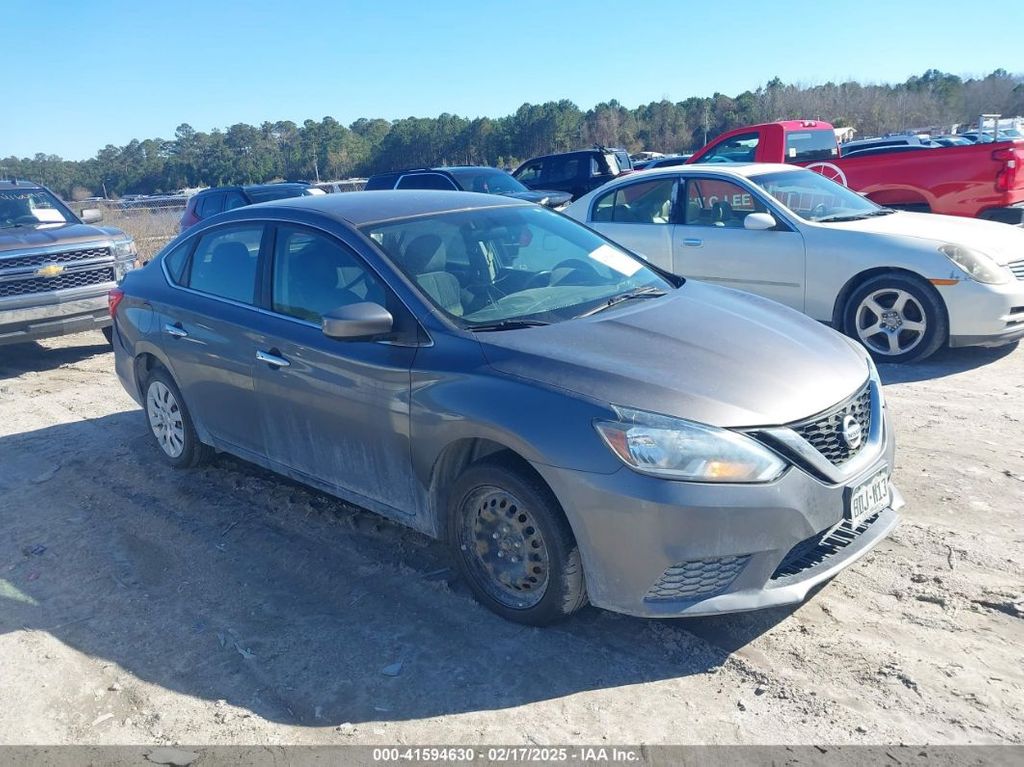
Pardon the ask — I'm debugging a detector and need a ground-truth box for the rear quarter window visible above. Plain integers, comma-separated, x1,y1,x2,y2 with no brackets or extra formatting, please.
162,239,193,284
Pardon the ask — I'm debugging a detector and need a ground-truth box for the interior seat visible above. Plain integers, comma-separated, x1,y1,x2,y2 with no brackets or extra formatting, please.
403,234,464,316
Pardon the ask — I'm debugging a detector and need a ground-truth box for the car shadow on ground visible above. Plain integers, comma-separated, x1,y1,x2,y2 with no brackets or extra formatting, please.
877,342,1019,385
0,411,800,728
0,339,112,378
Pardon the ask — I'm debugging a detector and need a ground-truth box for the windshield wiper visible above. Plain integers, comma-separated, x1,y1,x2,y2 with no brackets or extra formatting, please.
864,208,896,216
575,286,667,319
466,319,551,332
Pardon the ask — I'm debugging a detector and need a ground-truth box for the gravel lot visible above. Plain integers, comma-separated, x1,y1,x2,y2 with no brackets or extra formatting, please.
1,332,1022,745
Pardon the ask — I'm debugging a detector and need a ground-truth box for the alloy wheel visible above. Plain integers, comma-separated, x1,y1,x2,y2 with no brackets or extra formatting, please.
855,288,927,356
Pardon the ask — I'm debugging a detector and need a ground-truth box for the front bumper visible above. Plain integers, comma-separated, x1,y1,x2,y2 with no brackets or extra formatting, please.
0,286,111,346
533,414,898,618
939,278,1024,348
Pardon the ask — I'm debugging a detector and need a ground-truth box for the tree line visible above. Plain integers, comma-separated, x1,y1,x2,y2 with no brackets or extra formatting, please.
3,69,1021,200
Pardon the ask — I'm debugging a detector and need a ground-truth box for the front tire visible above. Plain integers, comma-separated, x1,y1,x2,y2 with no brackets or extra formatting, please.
447,458,587,625
843,274,947,363
142,367,212,469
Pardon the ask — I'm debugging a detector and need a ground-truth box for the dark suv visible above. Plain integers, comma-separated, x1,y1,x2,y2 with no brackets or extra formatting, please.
512,147,633,201
364,166,572,208
179,182,323,232
0,179,137,346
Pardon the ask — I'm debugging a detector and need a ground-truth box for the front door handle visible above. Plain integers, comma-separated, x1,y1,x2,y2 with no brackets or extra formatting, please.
256,349,290,368
163,323,188,339
683,238,703,247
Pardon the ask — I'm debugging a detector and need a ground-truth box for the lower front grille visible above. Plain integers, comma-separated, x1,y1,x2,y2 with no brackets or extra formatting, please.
645,555,750,601
0,267,115,298
1009,258,1024,280
771,513,879,582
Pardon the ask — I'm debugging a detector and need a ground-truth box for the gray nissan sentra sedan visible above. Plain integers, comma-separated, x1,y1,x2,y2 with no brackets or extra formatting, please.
111,191,902,625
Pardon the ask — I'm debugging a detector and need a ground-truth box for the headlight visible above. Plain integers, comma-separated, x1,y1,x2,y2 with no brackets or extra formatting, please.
112,239,138,259
939,244,1009,284
594,407,786,482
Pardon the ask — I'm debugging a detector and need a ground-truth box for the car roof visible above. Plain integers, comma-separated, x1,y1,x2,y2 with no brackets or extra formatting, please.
247,189,529,226
622,162,798,181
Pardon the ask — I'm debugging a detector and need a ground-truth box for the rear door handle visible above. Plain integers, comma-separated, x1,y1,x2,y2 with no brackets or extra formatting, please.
683,238,703,247
256,349,290,368
163,323,188,339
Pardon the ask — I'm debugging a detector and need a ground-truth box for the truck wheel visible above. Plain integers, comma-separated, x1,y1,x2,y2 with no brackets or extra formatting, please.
142,367,212,469
843,274,947,363
448,458,588,625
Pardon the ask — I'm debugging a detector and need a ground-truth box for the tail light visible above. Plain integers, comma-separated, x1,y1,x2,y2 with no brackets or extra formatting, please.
108,287,125,318
993,147,1019,192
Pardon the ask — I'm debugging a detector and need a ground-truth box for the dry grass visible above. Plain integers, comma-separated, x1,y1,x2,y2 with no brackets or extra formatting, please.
99,207,181,262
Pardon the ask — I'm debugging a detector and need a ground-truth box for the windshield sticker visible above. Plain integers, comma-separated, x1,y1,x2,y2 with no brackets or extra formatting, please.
590,244,642,276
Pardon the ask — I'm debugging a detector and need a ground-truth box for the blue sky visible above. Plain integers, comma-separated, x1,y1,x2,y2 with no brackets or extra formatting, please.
3,0,1016,160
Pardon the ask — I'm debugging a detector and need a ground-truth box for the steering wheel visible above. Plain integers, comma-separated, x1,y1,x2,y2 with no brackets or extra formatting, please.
810,203,828,219
526,258,600,289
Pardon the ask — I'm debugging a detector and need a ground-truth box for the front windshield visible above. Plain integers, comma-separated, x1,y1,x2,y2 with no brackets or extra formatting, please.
448,169,528,195
0,188,74,228
751,169,888,222
361,205,674,327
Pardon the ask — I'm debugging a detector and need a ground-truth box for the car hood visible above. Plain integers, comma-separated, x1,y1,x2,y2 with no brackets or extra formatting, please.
501,189,574,207
478,281,869,428
0,223,124,254
819,211,1024,265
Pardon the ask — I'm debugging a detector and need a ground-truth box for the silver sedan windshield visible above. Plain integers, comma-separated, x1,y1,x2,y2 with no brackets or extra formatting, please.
751,169,890,223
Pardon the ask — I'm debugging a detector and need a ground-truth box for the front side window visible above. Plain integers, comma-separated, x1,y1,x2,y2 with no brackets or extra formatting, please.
272,226,387,323
692,132,760,164
186,225,262,304
592,178,676,224
543,157,580,185
752,169,886,222
514,161,543,184
396,174,457,191
361,205,674,327
683,178,766,228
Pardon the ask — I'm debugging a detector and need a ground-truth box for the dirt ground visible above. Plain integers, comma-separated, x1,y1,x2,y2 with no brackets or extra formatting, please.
1,332,1021,746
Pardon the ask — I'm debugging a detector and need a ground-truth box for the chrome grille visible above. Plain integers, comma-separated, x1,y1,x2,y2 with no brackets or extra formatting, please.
791,385,871,466
771,512,880,582
0,246,111,272
0,267,115,298
645,555,750,601
1009,259,1024,280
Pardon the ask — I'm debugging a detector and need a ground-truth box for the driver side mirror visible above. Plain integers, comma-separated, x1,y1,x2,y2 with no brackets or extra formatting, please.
743,212,777,231
80,208,103,224
322,302,393,341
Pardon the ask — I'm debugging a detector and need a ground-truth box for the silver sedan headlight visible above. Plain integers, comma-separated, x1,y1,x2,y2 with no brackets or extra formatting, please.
595,407,786,482
939,244,1009,285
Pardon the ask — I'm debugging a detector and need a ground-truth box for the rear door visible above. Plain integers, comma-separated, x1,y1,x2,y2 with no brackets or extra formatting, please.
671,175,806,310
159,223,266,458
251,223,420,516
586,176,678,270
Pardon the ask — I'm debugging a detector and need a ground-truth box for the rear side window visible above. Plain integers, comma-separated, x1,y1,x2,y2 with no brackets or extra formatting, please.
692,132,760,164
543,156,580,184
592,178,676,224
786,130,839,162
185,226,263,304
196,193,224,217
162,239,193,284
396,173,457,190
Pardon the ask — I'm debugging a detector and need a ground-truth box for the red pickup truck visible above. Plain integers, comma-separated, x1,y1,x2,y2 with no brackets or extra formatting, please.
687,120,1024,225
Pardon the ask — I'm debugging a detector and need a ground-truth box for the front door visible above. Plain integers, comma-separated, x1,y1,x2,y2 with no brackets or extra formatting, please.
671,177,806,311
251,224,419,516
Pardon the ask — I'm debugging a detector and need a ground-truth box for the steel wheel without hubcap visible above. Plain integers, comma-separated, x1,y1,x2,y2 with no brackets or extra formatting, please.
146,380,186,458
854,288,927,357
459,485,550,609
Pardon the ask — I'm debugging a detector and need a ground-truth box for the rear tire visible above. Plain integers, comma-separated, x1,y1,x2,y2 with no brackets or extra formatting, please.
843,274,947,363
447,457,587,625
142,367,212,469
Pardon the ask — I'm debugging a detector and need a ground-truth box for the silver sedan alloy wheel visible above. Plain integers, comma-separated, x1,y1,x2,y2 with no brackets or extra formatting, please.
855,288,927,356
146,380,186,458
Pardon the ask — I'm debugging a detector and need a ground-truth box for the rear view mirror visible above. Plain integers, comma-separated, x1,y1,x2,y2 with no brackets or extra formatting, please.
322,302,393,341
744,212,776,231
80,208,103,223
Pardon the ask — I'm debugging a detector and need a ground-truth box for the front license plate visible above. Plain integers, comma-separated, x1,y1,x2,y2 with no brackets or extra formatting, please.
845,468,890,525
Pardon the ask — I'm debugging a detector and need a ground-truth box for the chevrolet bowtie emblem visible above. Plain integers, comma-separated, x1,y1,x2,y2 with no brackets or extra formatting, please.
36,264,64,278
